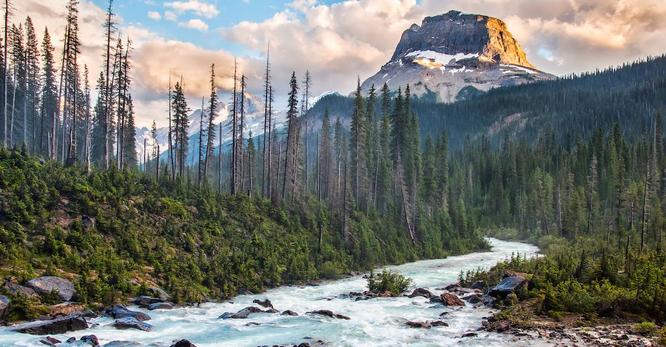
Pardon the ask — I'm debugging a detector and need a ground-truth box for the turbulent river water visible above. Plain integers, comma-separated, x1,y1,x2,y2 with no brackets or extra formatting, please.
1,238,548,347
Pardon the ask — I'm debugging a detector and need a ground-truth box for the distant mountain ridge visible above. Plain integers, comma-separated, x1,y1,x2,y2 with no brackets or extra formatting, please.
362,10,554,102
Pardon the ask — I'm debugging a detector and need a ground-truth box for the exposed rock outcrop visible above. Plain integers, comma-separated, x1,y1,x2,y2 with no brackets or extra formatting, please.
11,314,88,335
489,273,528,297
26,276,75,302
361,10,554,103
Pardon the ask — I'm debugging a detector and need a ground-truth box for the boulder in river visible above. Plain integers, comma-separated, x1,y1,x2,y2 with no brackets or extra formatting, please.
405,320,449,329
307,310,350,320
407,288,434,299
0,295,9,320
171,340,197,347
148,302,174,310
444,283,462,292
11,314,88,335
113,317,153,331
81,334,100,346
105,305,151,321
134,296,163,308
281,310,299,316
252,299,273,309
462,293,483,304
489,273,527,297
39,336,61,346
440,293,465,306
26,276,75,302
470,281,485,290
219,306,276,319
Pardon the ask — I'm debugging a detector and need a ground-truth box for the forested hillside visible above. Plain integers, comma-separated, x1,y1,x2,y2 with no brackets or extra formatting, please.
0,148,487,321
454,118,666,326
308,55,666,149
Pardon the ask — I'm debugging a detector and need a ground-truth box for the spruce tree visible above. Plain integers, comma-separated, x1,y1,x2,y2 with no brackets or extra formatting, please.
203,64,217,182
283,71,299,200
171,81,189,176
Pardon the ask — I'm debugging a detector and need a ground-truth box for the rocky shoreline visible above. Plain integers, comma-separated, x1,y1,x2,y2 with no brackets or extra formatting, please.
2,270,664,346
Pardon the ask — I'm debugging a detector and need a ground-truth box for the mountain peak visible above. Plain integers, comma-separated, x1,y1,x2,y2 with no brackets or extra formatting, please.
362,10,553,103
391,10,533,68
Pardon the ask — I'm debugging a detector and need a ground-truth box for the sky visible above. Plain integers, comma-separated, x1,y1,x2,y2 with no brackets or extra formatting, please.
14,0,666,128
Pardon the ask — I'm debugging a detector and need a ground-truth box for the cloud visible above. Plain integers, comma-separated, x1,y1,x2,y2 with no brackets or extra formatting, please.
418,0,666,75
13,0,666,126
223,0,421,97
165,0,219,19
164,11,178,21
179,18,208,31
147,11,161,21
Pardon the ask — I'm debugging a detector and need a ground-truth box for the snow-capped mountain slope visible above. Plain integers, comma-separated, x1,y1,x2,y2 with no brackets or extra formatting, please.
134,89,289,163
361,10,555,102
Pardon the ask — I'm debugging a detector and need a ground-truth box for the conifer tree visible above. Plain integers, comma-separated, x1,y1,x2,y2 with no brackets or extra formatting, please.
91,72,107,165
283,71,299,200
203,64,217,182
350,78,367,206
122,94,137,168
319,108,332,200
171,81,189,176
25,17,39,153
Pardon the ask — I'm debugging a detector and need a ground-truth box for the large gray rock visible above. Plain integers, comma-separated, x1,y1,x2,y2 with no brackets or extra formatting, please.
218,306,276,319
407,288,434,299
306,310,350,320
112,317,152,332
26,276,75,302
104,305,151,321
489,274,527,297
11,314,88,335
3,281,38,298
134,296,163,308
148,287,171,302
361,10,554,103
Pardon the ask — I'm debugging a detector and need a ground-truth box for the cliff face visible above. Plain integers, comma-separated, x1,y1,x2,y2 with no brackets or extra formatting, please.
362,11,554,103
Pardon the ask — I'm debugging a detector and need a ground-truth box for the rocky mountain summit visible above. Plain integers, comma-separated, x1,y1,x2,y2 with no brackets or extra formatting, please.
362,10,555,102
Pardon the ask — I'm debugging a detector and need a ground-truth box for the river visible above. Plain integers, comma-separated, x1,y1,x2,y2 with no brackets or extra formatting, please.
1,238,547,347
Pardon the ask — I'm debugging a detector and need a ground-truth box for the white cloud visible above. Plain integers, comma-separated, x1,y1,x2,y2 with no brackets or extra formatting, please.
165,0,219,19
164,11,178,21
147,11,161,21
178,18,208,31
224,0,420,97
13,0,666,127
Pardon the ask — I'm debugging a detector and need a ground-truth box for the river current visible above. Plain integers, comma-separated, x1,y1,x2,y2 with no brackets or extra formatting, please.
1,238,549,347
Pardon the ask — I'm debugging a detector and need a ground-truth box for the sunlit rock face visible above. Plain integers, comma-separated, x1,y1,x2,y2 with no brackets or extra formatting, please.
362,10,555,102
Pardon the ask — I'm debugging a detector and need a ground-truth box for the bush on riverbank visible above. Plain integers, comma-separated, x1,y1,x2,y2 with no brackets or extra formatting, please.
367,270,412,296
464,236,666,323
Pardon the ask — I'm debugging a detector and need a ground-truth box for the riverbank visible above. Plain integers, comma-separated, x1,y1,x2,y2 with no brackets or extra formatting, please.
471,231,666,346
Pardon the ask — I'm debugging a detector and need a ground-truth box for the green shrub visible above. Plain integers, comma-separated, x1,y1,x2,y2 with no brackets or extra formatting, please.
367,270,412,296
634,322,657,335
